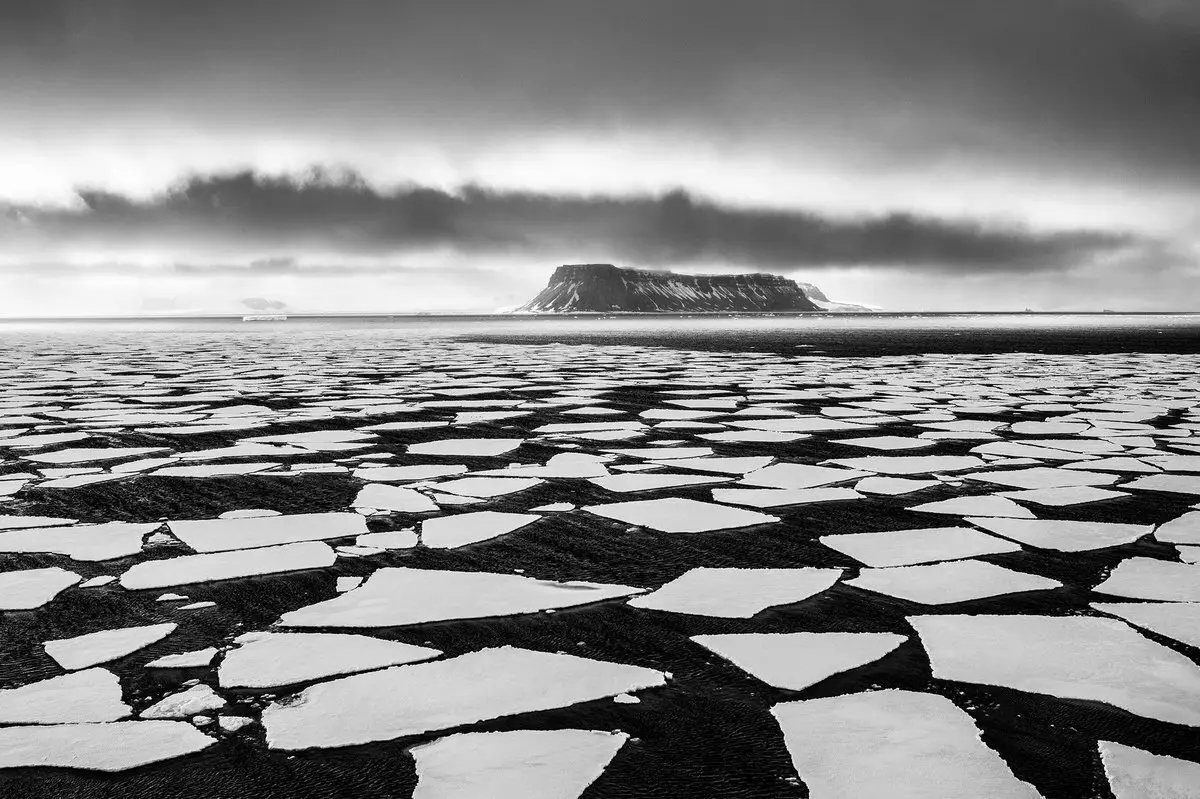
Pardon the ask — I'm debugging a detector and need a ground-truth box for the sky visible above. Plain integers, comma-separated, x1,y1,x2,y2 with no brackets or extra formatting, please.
2,0,1199,315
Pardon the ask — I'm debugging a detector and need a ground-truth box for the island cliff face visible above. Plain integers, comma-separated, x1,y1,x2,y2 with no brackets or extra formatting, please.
517,264,824,313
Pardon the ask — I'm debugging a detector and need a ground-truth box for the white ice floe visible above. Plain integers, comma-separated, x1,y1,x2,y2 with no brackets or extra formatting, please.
156,592,188,602
120,542,336,589
145,648,219,668
0,566,81,610
218,508,282,519
409,729,628,799
588,473,731,493
262,646,667,750
79,575,115,588
352,484,439,512
1099,740,1200,798
219,631,442,688
1091,603,1200,649
1180,545,1200,564
420,511,541,548
584,497,777,534
1124,474,1200,495
0,720,215,771
140,684,226,719
336,576,363,592
663,456,775,475
168,512,367,552
0,514,78,529
1093,557,1200,602
1011,420,1090,435
0,521,161,561
628,567,840,617
710,487,862,508
966,467,1120,490
1062,457,1160,473
771,690,1042,799
356,530,419,549
152,462,280,478
910,614,1200,726
820,526,1019,567
826,455,986,475
178,601,215,610
434,476,545,498
408,439,524,457
831,436,935,451
848,560,1061,604
604,446,714,460
280,568,642,627
353,465,468,482
966,517,1152,552
692,632,905,690
907,495,1035,518
998,486,1128,506
22,446,167,464
0,668,130,724
737,463,871,490
1154,511,1200,544
218,716,254,732
854,476,939,495
699,430,808,443
530,503,575,512
45,623,178,670
726,417,873,433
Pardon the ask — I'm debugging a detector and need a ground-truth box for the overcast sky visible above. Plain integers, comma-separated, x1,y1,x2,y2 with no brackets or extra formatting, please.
2,0,1198,314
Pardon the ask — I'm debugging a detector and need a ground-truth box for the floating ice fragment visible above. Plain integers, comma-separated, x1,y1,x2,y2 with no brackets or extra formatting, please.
1091,603,1200,649
410,729,628,799
584,498,777,533
998,486,1128,506
711,487,862,508
966,467,1120,489
434,476,545,498
23,447,168,464
1124,474,1200,495
0,521,161,561
826,455,985,475
217,508,282,519
280,568,642,628
848,560,1061,604
820,526,1019,567
152,462,280,478
336,576,363,592
966,517,1151,552
0,720,215,771
530,503,575,512
737,463,871,489
771,690,1042,799
45,623,178,670
854,476,939,495
1093,557,1200,602
168,512,367,552
692,632,905,690
262,646,667,750
628,567,839,617
120,542,336,589
0,514,78,529
0,566,80,609
140,684,226,719
79,575,115,588
408,439,524,457
907,495,1034,518
1154,511,1200,544
356,530,419,549
218,716,254,732
588,473,730,493
145,648,219,668
354,464,469,482
421,511,541,548
352,484,439,512
0,669,129,724
219,632,442,688
910,614,1200,726
831,436,935,451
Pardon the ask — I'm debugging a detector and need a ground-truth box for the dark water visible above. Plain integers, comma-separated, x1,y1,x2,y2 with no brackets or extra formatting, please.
0,315,1198,799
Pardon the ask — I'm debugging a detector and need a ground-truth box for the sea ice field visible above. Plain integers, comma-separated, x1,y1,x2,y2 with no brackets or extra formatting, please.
0,315,1198,798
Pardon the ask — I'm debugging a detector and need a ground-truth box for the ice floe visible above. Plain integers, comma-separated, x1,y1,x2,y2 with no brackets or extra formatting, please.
1091,602,1200,649
907,495,1035,518
826,455,986,475
853,476,939,495
280,568,642,627
967,467,1121,489
219,631,442,687
140,684,226,719
0,521,161,561
145,648,219,669
44,623,178,670
352,484,439,512
1099,740,1200,798
434,476,545,498
584,498,777,533
737,463,871,489
998,486,1128,506
0,720,215,771
849,560,1061,604
408,438,524,457
0,566,81,610
966,517,1152,552
420,511,541,548
262,646,667,749
1093,557,1200,602
820,526,1019,567
353,464,469,482
167,512,367,552
910,614,1200,726
588,472,731,493
1154,511,1200,544
628,567,840,617
711,487,862,508
0,668,129,724
120,542,336,589
409,729,628,799
692,632,905,690
771,690,1042,798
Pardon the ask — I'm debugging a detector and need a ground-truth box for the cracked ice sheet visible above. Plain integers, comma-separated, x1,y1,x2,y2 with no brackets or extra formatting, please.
692,633,905,690
1091,603,1200,649
771,690,1041,799
120,542,336,590
0,669,129,724
421,511,541,548
410,730,628,799
584,498,777,534
45,623,177,670
848,560,1061,605
219,632,441,688
0,566,80,610
910,614,1200,727
280,568,642,627
1093,557,1200,602
262,646,667,750
167,512,367,552
0,521,161,561
820,527,1019,567
966,517,1152,552
628,567,840,618
0,721,215,771
1099,741,1200,798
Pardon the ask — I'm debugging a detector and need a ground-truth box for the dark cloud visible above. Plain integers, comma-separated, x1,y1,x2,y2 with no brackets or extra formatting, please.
5,170,1134,273
2,0,1199,185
